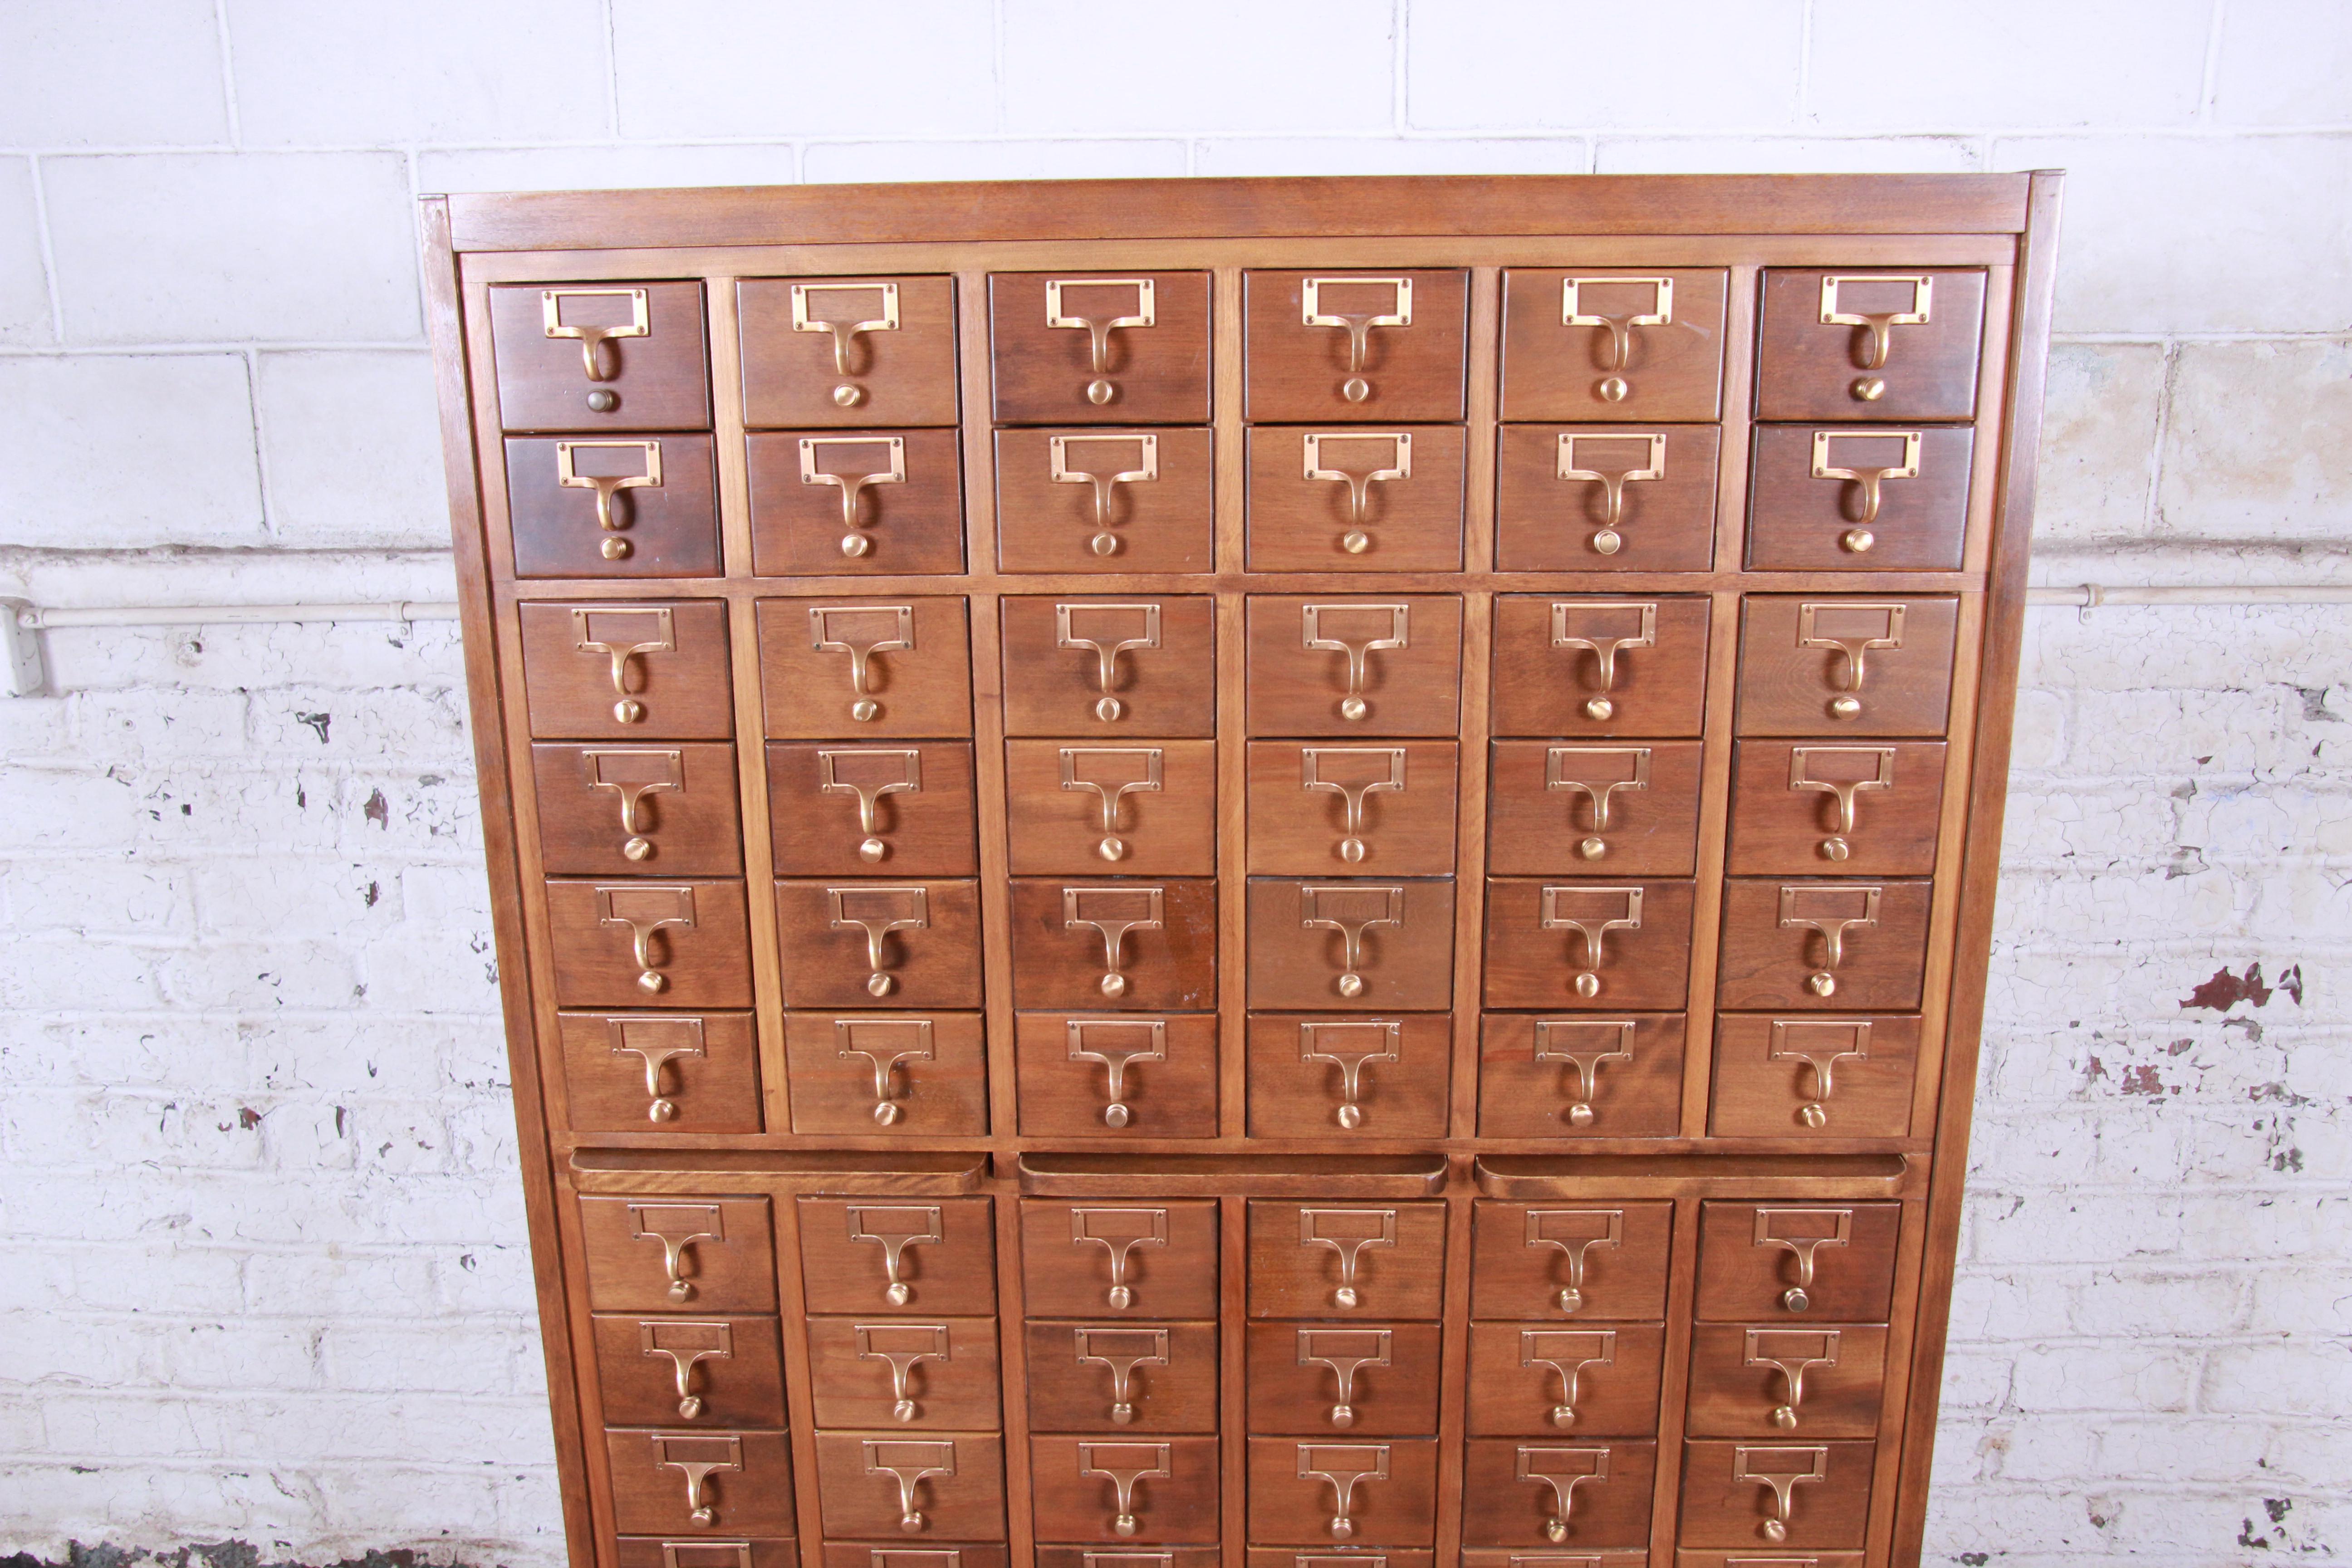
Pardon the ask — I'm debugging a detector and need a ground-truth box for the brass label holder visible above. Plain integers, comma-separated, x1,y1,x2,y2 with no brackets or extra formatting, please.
1533,1018,1637,1129
1069,1205,1170,1310
1301,746,1406,864
809,604,917,723
1516,1445,1610,1544
1562,274,1674,401
647,1431,741,1528
1298,1326,1392,1429
845,1204,946,1308
1298,1207,1397,1310
1050,432,1160,555
598,883,697,994
1520,1328,1616,1430
541,286,648,382
863,1437,957,1534
1820,273,1933,399
1796,602,1905,721
1047,279,1156,406
855,1321,951,1423
640,1319,733,1420
583,746,683,862
1745,1327,1842,1430
828,885,931,997
1733,1443,1831,1542
800,436,908,557
1549,601,1656,721
1063,885,1166,998
628,1200,725,1304
1769,1018,1874,1128
1066,1018,1167,1130
607,1015,706,1124
1776,883,1882,997
1524,1208,1623,1315
1301,602,1411,723
1539,884,1643,999
1555,431,1665,553
1057,602,1162,722
1299,883,1406,999
1077,1440,1172,1538
571,604,675,724
1059,746,1165,862
1788,746,1896,862
818,746,924,863
556,438,662,559
1073,1326,1170,1426
1302,431,1412,552
1545,745,1651,860
1752,1208,1854,1313
791,280,900,407
1298,1019,1403,1130
835,1017,936,1127
1809,429,1921,551
1294,1441,1391,1540
1302,275,1413,403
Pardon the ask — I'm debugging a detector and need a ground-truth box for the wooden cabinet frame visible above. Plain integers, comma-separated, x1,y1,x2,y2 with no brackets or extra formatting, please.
423,172,2062,1568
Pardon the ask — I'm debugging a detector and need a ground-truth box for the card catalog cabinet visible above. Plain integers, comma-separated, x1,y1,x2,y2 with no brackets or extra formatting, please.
428,173,2060,1568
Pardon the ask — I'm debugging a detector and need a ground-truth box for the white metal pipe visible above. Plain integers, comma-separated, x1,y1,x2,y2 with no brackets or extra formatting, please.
2025,584,2352,607
17,601,461,630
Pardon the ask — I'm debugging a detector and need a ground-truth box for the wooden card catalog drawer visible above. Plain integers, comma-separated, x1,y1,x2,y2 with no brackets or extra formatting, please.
608,1427,795,1536
1501,268,1730,422
738,275,959,429
1026,1321,1220,1434
1247,1201,1446,1319
1459,1438,1656,1550
1756,268,1986,421
440,178,2055,1568
1471,1201,1673,1322
814,1432,1008,1541
1497,425,1720,572
1492,595,1710,740
592,1312,787,1428
491,281,710,432
1021,1199,1219,1320
559,1011,762,1134
579,1195,777,1314
991,272,1211,424
748,429,965,577
805,1315,1003,1431
1245,270,1469,422
522,600,734,741
1014,1013,1219,1138
507,434,720,578
1001,597,1216,738
996,427,1215,574
799,1196,998,1317
1029,1435,1221,1544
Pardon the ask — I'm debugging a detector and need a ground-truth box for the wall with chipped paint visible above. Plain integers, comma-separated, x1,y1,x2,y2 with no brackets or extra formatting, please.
0,4,2346,1566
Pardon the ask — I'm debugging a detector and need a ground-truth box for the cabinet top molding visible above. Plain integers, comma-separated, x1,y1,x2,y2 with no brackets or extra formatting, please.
439,173,2041,254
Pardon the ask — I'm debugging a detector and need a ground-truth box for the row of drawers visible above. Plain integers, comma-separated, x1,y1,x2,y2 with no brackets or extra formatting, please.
526,595,1962,743
583,1197,1897,1326
561,1008,1916,1141
495,268,1987,431
608,1433,1877,1555
504,422,1975,579
543,876,1935,1014
538,738,1947,878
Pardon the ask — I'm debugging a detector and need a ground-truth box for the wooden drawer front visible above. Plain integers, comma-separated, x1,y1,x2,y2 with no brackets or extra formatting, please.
549,877,754,1009
1465,1553,1640,1568
1470,1201,1672,1322
1675,1553,1860,1568
822,1547,1006,1568
1244,1321,1443,1436
774,880,984,1009
991,273,1211,425
1482,878,1695,1012
815,1431,1007,1542
1677,1438,1874,1550
739,276,959,430
1015,1013,1219,1139
1496,425,1720,573
1245,1436,1439,1546
1488,740,1704,877
1247,1201,1446,1320
1246,426,1466,572
559,1010,762,1134
581,1194,777,1314
783,1011,988,1137
1026,1320,1220,1434
1716,879,1931,1012
1747,424,1972,573
1010,879,1217,1011
534,741,742,877
749,430,965,577
1246,596,1463,738
1464,1321,1664,1437
608,1427,794,1536
1685,1323,1889,1439
1053,1550,1218,1568
1476,1012,1684,1140
507,435,720,579
1247,741,1459,877
996,428,1215,574
1030,1435,1220,1544
1501,268,1729,423
1249,1552,1435,1568
1003,596,1215,738
1727,740,1947,877
491,281,710,432
1459,1438,1656,1550
523,600,734,741
593,1312,787,1428
1492,595,1709,740
1245,270,1468,423
800,1196,998,1317
1005,740,1218,876
761,598,974,740
768,742,979,878
1735,595,1958,739
1756,268,1985,422
1246,879,1456,1012
618,1537,799,1568
1708,1013,1919,1140
1246,1013,1450,1139
1694,1202,1899,1323
1020,1199,1219,1320
806,1314,1003,1431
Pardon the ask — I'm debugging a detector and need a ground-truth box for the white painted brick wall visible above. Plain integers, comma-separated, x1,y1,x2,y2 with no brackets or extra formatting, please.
0,4,2345,1566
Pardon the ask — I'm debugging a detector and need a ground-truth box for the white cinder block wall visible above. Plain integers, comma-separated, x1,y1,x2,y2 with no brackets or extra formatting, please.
1,3,2345,1565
